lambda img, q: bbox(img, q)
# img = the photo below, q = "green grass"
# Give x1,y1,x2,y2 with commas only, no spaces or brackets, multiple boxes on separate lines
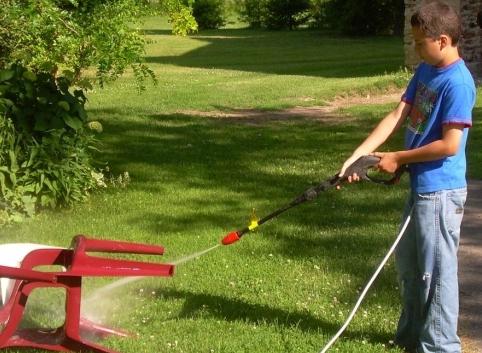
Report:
1,17,481,353
88,16,409,113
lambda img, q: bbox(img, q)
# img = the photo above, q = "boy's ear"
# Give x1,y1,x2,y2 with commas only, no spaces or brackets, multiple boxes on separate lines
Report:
439,34,450,49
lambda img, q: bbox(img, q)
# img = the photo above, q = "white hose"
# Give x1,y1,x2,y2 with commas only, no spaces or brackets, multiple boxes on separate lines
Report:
318,207,413,353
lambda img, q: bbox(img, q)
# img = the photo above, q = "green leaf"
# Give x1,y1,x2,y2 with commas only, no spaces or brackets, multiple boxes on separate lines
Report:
22,71,37,82
62,70,75,81
26,148,39,167
0,98,14,111
77,106,87,120
43,178,54,192
8,150,18,173
50,116,65,130
34,118,49,131
9,172,17,186
0,85,10,94
63,115,83,130
57,101,70,111
0,70,15,82
0,172,6,193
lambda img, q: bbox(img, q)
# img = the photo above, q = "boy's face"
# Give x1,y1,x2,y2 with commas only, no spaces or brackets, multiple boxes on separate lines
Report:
412,26,444,66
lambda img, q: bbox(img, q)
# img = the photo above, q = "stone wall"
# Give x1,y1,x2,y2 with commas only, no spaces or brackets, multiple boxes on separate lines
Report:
404,0,482,82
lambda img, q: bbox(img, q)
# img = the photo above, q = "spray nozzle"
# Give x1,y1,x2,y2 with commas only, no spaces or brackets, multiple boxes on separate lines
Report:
221,231,240,245
221,209,260,246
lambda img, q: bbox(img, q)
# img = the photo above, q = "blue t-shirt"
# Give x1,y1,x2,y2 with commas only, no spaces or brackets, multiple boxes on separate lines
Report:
402,59,476,193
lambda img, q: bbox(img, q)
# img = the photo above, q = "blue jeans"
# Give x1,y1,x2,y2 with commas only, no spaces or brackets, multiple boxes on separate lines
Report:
395,188,467,353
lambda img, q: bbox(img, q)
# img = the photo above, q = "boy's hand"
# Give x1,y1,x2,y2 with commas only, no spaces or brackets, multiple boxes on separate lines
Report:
371,152,400,174
337,154,365,190
339,154,363,183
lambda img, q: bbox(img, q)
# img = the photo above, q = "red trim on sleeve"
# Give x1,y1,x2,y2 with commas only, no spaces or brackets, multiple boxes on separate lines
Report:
442,121,472,128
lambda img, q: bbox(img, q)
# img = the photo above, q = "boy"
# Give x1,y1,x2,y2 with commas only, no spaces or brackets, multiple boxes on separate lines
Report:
339,1,476,352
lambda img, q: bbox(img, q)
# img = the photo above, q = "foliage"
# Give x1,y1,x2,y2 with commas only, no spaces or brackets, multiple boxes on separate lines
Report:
239,0,311,30
238,0,269,28
0,2,196,224
264,0,311,30
0,0,197,89
223,0,243,19
238,0,404,34
0,64,102,224
0,64,89,134
0,0,141,89
324,0,405,36
192,0,226,30
160,0,199,36
307,0,328,29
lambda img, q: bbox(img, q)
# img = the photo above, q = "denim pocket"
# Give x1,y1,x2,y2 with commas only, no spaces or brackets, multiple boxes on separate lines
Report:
445,188,467,245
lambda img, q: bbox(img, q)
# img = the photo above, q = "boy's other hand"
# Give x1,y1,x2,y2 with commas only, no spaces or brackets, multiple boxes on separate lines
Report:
371,152,400,174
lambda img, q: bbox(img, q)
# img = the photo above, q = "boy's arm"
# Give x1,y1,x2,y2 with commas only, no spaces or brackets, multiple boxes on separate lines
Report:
373,124,465,173
339,100,411,177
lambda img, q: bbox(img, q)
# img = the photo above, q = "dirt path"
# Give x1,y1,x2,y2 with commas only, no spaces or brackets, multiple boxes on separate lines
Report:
459,180,482,353
179,92,403,124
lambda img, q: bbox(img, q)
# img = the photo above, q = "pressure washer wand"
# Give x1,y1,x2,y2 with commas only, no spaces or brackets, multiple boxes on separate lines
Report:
221,155,402,245
221,174,341,245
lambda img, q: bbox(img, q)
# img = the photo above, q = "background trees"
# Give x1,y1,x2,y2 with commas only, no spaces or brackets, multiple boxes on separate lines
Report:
192,0,226,29
239,0,311,30
238,0,405,34
324,0,405,35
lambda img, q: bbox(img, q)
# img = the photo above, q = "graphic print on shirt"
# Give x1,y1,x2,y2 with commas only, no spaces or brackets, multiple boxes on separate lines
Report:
407,81,437,135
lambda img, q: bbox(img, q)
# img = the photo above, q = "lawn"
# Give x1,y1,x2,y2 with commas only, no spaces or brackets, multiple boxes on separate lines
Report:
1,17,481,353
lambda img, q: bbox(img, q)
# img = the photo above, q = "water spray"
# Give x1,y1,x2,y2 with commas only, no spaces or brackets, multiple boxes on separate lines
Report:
221,155,402,246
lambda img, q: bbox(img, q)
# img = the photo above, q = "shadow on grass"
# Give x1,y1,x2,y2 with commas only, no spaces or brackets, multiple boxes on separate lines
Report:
141,29,173,36
90,106,408,284
150,287,394,346
145,28,404,78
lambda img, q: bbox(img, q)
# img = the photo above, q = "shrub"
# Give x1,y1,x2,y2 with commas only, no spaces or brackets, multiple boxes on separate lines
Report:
239,0,268,28
0,64,103,224
192,0,226,29
264,0,311,30
324,0,404,36
0,0,156,91
307,0,327,29
162,0,199,36
239,0,310,30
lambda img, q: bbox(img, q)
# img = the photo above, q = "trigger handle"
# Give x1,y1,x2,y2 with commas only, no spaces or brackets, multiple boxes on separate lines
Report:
342,155,381,181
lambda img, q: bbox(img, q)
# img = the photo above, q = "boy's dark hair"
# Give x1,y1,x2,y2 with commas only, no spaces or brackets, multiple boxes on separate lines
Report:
411,1,462,45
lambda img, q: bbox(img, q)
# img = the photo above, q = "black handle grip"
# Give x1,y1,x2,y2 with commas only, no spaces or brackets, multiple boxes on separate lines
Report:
342,155,381,181
342,155,406,185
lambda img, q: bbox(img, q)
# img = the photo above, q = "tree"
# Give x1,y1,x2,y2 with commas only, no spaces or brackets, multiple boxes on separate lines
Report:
192,0,226,30
0,0,197,88
239,0,268,28
324,0,404,36
265,0,311,30
239,0,311,30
